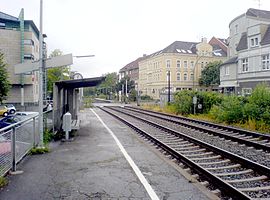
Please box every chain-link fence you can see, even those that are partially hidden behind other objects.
[0,114,39,176]
[44,110,53,132]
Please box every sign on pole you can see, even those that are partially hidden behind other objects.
[14,54,73,74]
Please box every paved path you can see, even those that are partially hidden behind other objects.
[0,108,216,200]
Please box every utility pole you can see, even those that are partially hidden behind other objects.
[125,79,128,103]
[38,0,44,147]
[122,84,124,103]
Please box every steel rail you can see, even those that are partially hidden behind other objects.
[124,106,270,151]
[125,106,270,140]
[100,106,253,199]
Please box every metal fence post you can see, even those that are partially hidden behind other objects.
[11,127,16,172]
[33,117,36,147]
[52,108,55,134]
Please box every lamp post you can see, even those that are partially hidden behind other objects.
[38,0,44,147]
[167,70,171,103]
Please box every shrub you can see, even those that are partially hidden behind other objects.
[198,91,223,113]
[140,95,152,101]
[209,95,244,124]
[173,90,193,115]
[43,129,53,144]
[30,146,49,154]
[0,177,8,188]
[244,83,270,125]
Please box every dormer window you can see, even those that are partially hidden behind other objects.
[250,37,259,47]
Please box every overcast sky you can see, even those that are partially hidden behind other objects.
[1,0,270,78]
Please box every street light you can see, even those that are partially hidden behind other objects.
[73,55,95,58]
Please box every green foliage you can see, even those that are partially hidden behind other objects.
[129,89,137,102]
[0,177,8,188]
[99,72,118,91]
[140,95,153,101]
[209,95,245,124]
[243,83,270,125]
[199,61,222,87]
[96,72,118,99]
[83,97,93,108]
[84,87,96,96]
[47,49,70,94]
[43,129,53,144]
[30,146,49,154]
[97,93,107,99]
[0,52,10,103]
[173,90,193,115]
[173,90,224,115]
[116,76,135,93]
[198,91,223,113]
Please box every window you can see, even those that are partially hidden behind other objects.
[242,58,248,72]
[177,60,181,70]
[176,72,181,81]
[250,37,259,47]
[166,60,171,68]
[183,73,188,81]
[225,66,229,75]
[190,61,194,68]
[242,88,252,96]
[201,62,204,69]
[24,39,34,46]
[24,54,34,60]
[184,61,188,68]
[262,54,270,70]
[190,73,194,81]
[0,22,5,27]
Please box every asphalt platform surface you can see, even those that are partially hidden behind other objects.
[0,107,217,200]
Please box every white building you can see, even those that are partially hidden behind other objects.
[220,8,270,95]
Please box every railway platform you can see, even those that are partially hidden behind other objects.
[0,107,217,200]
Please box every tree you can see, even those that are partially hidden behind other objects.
[0,52,10,103]
[199,61,222,87]
[96,72,118,99]
[47,49,70,95]
[116,76,135,94]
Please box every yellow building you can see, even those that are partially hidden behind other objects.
[138,37,228,99]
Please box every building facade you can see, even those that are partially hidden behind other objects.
[0,9,41,106]
[138,38,227,99]
[119,56,145,84]
[220,8,270,95]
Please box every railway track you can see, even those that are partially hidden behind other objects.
[125,106,270,152]
[99,106,270,200]
[114,106,270,168]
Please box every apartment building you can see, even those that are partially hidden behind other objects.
[119,56,145,84]
[138,37,227,99]
[220,8,270,95]
[0,9,41,106]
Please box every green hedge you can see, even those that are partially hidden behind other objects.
[172,84,270,127]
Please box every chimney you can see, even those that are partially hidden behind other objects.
[201,37,207,43]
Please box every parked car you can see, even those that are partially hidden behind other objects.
[0,116,21,129]
[5,104,16,114]
[0,105,8,117]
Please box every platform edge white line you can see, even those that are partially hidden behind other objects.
[91,108,160,200]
